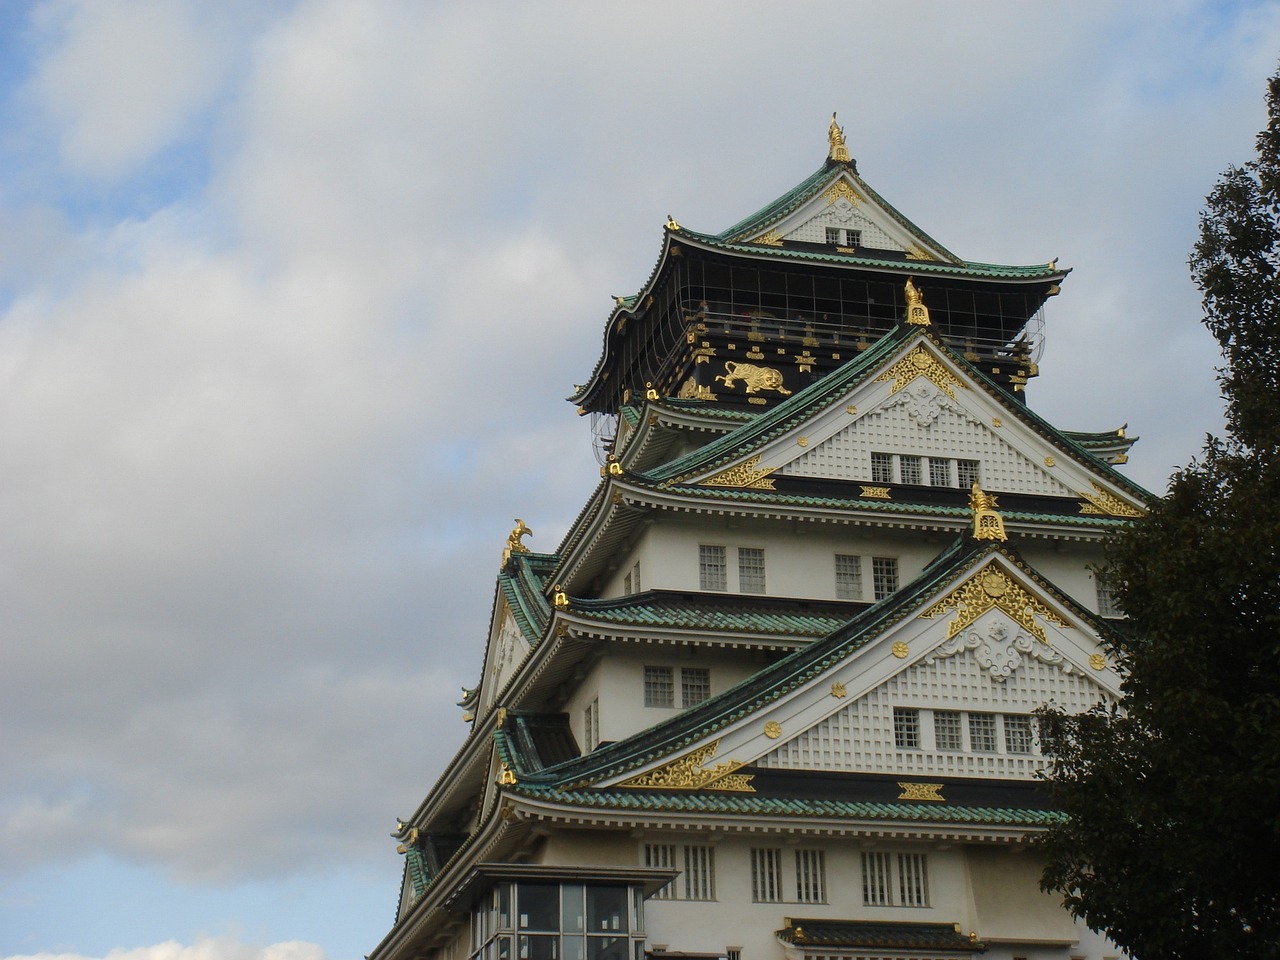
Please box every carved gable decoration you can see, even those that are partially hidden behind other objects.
[481,607,531,712]
[920,563,1069,644]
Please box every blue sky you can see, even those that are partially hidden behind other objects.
[2,3,1279,959]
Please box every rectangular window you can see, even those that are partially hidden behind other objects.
[1004,714,1034,754]
[929,457,951,487]
[861,851,892,906]
[871,451,893,484]
[738,547,766,594]
[632,562,640,593]
[894,707,920,749]
[682,846,715,900]
[897,853,929,907]
[957,458,980,488]
[681,668,711,707]
[934,710,962,750]
[969,712,998,752]
[699,545,727,591]
[872,556,899,600]
[643,667,674,708]
[795,849,826,903]
[750,848,782,902]
[847,229,862,247]
[825,227,841,244]
[899,454,922,485]
[1096,574,1122,617]
[644,844,676,900]
[623,571,633,595]
[584,698,600,751]
[834,554,863,600]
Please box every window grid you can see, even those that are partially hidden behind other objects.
[644,844,676,900]
[899,455,922,485]
[1096,575,1122,617]
[750,848,782,902]
[861,852,892,906]
[683,846,715,900]
[933,710,962,750]
[897,853,929,906]
[584,698,599,751]
[957,458,980,488]
[681,668,711,707]
[699,545,727,592]
[969,712,998,752]
[796,849,826,904]
[825,227,841,244]
[1004,714,1034,754]
[871,452,893,484]
[643,667,674,708]
[872,557,899,600]
[893,707,920,749]
[929,457,951,486]
[738,547,766,594]
[834,554,863,600]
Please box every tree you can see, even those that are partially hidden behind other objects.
[1036,65,1280,959]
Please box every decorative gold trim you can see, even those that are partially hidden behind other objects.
[502,519,533,564]
[498,762,517,786]
[970,483,1007,542]
[892,641,909,659]
[715,361,792,396]
[828,113,850,164]
[860,485,891,500]
[905,245,934,261]
[1044,456,1056,467]
[553,585,568,608]
[702,454,777,490]
[618,740,755,792]
[665,215,681,231]
[846,405,858,416]
[764,721,782,739]
[1089,653,1106,671]
[830,681,847,698]
[751,230,784,246]
[897,782,945,802]
[920,564,1070,644]
[991,417,1002,428]
[797,436,809,447]
[1079,482,1146,518]
[824,180,860,206]
[875,345,962,399]
[904,278,931,326]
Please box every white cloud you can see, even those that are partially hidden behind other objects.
[1,938,326,960]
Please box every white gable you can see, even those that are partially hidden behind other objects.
[689,334,1144,516]
[597,555,1121,789]
[785,196,904,251]
[480,605,531,713]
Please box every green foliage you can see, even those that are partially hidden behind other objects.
[1036,66,1280,959]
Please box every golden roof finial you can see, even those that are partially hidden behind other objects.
[502,518,533,565]
[971,482,1007,541]
[904,278,931,326]
[828,113,850,163]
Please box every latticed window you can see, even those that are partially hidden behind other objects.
[738,547,766,594]
[969,712,998,752]
[825,227,841,244]
[897,853,929,906]
[750,848,782,902]
[834,554,862,600]
[1096,574,1122,617]
[643,667,674,707]
[796,849,826,903]
[872,556,899,600]
[934,710,962,750]
[861,852,892,906]
[899,454,922,485]
[584,698,599,751]
[929,457,951,486]
[1004,714,1034,754]
[699,545,727,591]
[871,451,893,484]
[683,846,715,900]
[645,843,677,899]
[957,458,980,488]
[893,707,920,749]
[681,668,710,707]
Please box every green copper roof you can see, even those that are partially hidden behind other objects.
[499,551,557,643]
[510,782,1065,828]
[568,591,863,637]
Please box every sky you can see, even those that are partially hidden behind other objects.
[1,1,1278,958]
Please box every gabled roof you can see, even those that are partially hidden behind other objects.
[508,536,1114,792]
